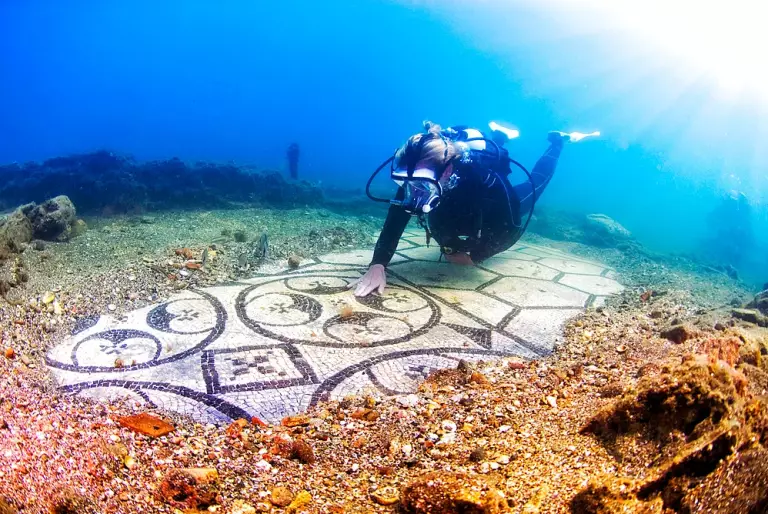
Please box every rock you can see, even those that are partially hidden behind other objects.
[281,414,310,427]
[660,324,695,344]
[287,254,301,269]
[118,413,175,437]
[0,210,33,252]
[584,213,633,248]
[4,348,15,359]
[270,486,294,507]
[71,218,87,238]
[157,468,219,510]
[400,471,509,514]
[732,308,767,327]
[371,486,400,506]
[469,447,486,462]
[292,438,316,464]
[0,152,325,215]
[286,491,311,513]
[25,196,77,241]
[746,290,768,316]
[230,500,257,514]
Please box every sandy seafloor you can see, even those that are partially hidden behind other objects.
[0,203,765,513]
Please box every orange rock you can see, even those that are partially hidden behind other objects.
[185,261,201,270]
[339,304,353,319]
[251,416,268,428]
[4,348,15,359]
[175,248,194,260]
[292,438,316,464]
[351,408,380,422]
[469,371,489,385]
[281,414,310,427]
[157,468,219,509]
[118,413,175,437]
[226,418,248,438]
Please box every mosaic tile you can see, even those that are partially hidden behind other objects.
[503,308,583,351]
[480,257,560,280]
[558,274,624,296]
[537,257,606,276]
[48,239,623,423]
[484,277,589,308]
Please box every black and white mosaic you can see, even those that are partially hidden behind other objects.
[47,230,623,424]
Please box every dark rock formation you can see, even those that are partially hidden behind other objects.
[22,195,77,241]
[0,151,323,215]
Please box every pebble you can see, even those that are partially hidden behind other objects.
[546,396,558,409]
[255,460,272,472]
[441,420,457,432]
[397,394,420,408]
[108,304,116,311]
[437,432,456,446]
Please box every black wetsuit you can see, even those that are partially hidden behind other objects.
[371,130,563,267]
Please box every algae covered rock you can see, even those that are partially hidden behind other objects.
[400,471,508,514]
[583,213,633,248]
[24,195,77,241]
[576,355,768,513]
[747,289,768,315]
[0,209,33,252]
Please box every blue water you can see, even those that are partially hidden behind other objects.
[1,1,766,285]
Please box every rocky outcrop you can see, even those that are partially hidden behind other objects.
[583,213,633,248]
[575,355,768,513]
[0,210,33,253]
[0,151,324,215]
[22,195,77,241]
[747,289,768,316]
[0,195,81,254]
[528,209,636,250]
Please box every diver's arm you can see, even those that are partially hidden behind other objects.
[370,186,410,267]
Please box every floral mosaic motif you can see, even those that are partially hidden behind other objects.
[47,240,623,424]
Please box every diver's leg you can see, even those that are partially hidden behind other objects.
[512,134,564,216]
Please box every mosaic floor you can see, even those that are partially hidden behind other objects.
[47,228,623,424]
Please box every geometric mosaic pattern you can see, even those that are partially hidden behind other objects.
[46,228,622,424]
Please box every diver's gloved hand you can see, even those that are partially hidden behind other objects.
[350,264,387,297]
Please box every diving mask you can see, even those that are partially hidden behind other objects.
[391,167,443,214]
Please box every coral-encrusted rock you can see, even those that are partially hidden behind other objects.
[577,356,768,513]
[157,468,219,509]
[400,471,509,514]
[23,195,77,241]
[0,210,33,252]
[571,477,664,513]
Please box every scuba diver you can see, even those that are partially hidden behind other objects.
[287,143,300,179]
[351,120,598,297]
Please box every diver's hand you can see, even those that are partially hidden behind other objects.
[444,252,474,265]
[350,264,387,297]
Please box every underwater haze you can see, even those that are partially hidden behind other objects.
[1,0,766,285]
